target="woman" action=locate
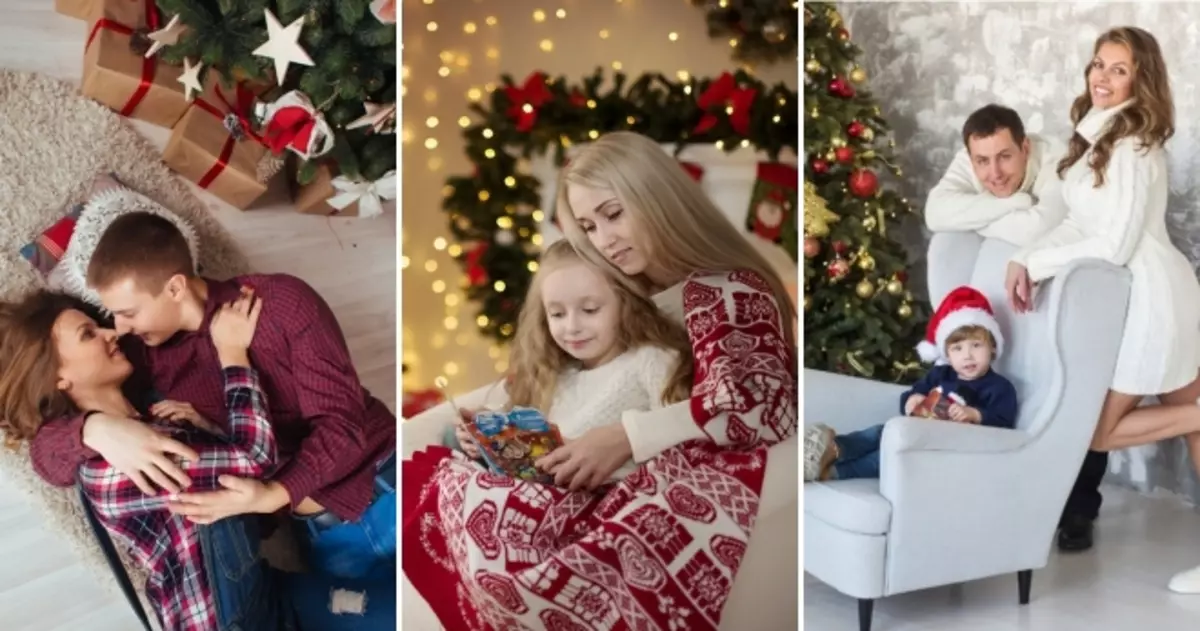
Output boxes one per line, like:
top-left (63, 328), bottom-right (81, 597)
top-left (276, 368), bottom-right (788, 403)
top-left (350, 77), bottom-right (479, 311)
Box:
top-left (0, 289), bottom-right (299, 630)
top-left (1004, 27), bottom-right (1200, 592)
top-left (403, 131), bottom-right (797, 630)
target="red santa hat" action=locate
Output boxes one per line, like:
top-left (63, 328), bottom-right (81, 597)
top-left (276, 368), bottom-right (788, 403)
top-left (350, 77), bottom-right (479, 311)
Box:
top-left (916, 286), bottom-right (1005, 364)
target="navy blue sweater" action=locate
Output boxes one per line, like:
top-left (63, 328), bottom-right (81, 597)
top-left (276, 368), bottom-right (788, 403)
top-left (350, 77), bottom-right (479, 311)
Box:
top-left (899, 365), bottom-right (1019, 429)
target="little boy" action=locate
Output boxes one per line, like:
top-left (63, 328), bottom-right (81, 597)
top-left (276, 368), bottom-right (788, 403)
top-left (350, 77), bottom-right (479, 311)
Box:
top-left (804, 286), bottom-right (1020, 481)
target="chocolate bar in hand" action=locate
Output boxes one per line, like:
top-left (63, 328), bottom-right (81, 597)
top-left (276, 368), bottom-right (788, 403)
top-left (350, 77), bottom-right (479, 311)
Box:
top-left (467, 407), bottom-right (564, 484)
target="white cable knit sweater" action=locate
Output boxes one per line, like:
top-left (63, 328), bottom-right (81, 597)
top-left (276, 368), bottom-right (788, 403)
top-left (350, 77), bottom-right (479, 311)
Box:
top-left (547, 345), bottom-right (680, 480)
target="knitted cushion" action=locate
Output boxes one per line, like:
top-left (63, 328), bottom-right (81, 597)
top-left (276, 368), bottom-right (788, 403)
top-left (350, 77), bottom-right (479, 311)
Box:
top-left (19, 172), bottom-right (124, 277)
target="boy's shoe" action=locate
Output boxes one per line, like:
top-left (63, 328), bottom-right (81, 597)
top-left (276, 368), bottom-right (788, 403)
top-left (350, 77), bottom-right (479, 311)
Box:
top-left (803, 424), bottom-right (834, 482)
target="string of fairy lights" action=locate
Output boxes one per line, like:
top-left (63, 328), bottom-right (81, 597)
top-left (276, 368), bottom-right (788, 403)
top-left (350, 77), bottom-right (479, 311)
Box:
top-left (401, 0), bottom-right (778, 391)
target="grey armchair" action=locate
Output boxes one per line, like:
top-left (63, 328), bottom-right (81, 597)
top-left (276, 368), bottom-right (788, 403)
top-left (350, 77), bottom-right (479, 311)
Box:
top-left (803, 233), bottom-right (1132, 630)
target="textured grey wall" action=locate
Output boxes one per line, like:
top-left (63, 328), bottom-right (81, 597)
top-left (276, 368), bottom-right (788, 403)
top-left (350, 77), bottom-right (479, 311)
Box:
top-left (839, 1), bottom-right (1200, 502)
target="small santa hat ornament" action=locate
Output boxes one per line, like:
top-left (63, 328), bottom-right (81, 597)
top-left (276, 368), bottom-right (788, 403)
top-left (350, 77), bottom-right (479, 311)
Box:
top-left (916, 285), bottom-right (1005, 364)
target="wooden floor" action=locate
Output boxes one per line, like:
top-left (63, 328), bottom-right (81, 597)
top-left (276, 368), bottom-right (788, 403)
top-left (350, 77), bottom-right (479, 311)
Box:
top-left (0, 4), bottom-right (396, 628)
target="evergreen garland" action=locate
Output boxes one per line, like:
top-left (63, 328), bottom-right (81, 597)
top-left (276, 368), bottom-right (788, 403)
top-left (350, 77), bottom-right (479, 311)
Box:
top-left (690, 0), bottom-right (799, 66)
top-left (443, 68), bottom-right (798, 344)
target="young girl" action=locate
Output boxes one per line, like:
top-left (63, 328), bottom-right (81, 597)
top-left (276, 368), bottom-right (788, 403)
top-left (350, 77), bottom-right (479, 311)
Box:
top-left (451, 239), bottom-right (693, 486)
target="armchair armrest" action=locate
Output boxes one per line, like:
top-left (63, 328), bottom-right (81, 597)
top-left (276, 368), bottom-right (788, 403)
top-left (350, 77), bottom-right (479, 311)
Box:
top-left (881, 417), bottom-right (1031, 455)
top-left (401, 379), bottom-right (508, 458)
top-left (804, 369), bottom-right (907, 434)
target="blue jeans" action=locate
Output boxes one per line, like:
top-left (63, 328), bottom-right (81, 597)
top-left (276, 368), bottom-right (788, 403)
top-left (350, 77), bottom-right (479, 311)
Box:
top-left (293, 453), bottom-right (396, 580)
top-left (832, 424), bottom-right (885, 480)
top-left (198, 515), bottom-right (298, 631)
top-left (202, 514), bottom-right (396, 631)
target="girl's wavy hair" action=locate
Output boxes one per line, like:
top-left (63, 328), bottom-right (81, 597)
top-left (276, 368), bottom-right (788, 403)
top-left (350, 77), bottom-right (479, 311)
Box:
top-left (1058, 26), bottom-right (1174, 187)
top-left (506, 240), bottom-right (693, 413)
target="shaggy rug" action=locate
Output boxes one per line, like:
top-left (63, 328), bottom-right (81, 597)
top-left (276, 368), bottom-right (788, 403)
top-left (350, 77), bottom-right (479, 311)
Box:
top-left (0, 70), bottom-right (249, 624)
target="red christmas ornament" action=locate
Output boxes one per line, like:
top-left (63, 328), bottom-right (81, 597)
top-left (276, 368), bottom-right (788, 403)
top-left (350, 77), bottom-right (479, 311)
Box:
top-left (849, 169), bottom-right (879, 198)
top-left (835, 146), bottom-right (854, 163)
top-left (811, 157), bottom-right (830, 175)
top-left (803, 237), bottom-right (821, 258)
top-left (828, 77), bottom-right (848, 97)
top-left (835, 27), bottom-right (850, 42)
top-left (840, 82), bottom-right (856, 99)
top-left (832, 240), bottom-right (848, 255)
top-left (847, 121), bottom-right (865, 137)
top-left (827, 258), bottom-right (850, 280)
top-left (896, 270), bottom-right (908, 283)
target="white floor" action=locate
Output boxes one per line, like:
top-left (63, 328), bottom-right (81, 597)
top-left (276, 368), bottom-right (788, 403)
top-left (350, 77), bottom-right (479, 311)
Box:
top-left (0, 3), bottom-right (396, 628)
top-left (805, 484), bottom-right (1200, 630)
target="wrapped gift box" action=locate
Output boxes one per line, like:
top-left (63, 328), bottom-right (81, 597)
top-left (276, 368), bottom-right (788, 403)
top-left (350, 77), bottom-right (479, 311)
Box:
top-left (81, 0), bottom-right (189, 128)
top-left (293, 164), bottom-right (363, 217)
top-left (163, 81), bottom-right (277, 209)
top-left (56, 0), bottom-right (94, 19)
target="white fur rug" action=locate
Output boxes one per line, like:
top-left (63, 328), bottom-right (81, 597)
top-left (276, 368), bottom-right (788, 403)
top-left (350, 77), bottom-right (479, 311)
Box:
top-left (0, 70), bottom-right (249, 620)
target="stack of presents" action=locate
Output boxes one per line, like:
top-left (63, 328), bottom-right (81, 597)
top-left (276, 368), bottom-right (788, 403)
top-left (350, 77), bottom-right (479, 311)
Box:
top-left (54, 0), bottom-right (386, 217)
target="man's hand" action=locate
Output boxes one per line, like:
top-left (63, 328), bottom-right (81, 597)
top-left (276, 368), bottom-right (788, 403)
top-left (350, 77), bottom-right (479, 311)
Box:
top-left (1006, 261), bottom-right (1034, 313)
top-left (948, 404), bottom-right (982, 424)
top-left (904, 394), bottom-right (926, 416)
top-left (150, 400), bottom-right (225, 436)
top-left (82, 413), bottom-right (200, 495)
top-left (167, 477), bottom-right (290, 524)
top-left (535, 423), bottom-right (632, 492)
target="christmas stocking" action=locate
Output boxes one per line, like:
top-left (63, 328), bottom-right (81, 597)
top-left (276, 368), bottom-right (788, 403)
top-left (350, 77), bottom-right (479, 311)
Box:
top-left (746, 162), bottom-right (798, 244)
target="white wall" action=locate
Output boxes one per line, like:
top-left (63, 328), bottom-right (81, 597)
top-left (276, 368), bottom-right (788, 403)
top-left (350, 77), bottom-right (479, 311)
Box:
top-left (401, 0), bottom-right (797, 394)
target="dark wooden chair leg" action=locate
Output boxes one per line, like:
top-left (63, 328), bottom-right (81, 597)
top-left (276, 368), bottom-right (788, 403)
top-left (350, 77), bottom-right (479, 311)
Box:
top-left (1018, 569), bottom-right (1032, 605)
top-left (858, 598), bottom-right (874, 631)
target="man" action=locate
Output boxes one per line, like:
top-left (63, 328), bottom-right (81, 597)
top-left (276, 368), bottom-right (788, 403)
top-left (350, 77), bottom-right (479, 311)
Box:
top-left (924, 104), bottom-right (1104, 553)
top-left (30, 212), bottom-right (395, 575)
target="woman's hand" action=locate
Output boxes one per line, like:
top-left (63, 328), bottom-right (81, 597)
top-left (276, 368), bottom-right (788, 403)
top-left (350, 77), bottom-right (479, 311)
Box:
top-left (1005, 261), bottom-right (1034, 313)
top-left (150, 400), bottom-right (225, 436)
top-left (535, 423), bottom-right (632, 492)
top-left (210, 288), bottom-right (262, 366)
top-left (81, 413), bottom-right (200, 495)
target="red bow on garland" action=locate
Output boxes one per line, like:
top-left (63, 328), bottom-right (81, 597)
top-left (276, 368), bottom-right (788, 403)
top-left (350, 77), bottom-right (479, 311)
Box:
top-left (693, 72), bottom-right (758, 136)
top-left (465, 242), bottom-right (489, 285)
top-left (505, 72), bottom-right (553, 132)
top-left (85, 0), bottom-right (160, 117)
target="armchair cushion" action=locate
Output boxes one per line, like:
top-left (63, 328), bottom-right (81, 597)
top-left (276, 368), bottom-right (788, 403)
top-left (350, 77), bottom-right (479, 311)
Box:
top-left (805, 479), bottom-right (891, 535)
top-left (881, 416), bottom-right (1031, 454)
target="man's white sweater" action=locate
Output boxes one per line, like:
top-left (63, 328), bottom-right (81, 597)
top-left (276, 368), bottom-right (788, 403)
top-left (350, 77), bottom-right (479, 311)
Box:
top-left (924, 134), bottom-right (1068, 247)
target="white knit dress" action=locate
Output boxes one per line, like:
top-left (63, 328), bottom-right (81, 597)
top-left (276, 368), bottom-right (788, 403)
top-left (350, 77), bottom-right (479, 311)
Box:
top-left (546, 345), bottom-right (680, 480)
top-left (1012, 99), bottom-right (1200, 395)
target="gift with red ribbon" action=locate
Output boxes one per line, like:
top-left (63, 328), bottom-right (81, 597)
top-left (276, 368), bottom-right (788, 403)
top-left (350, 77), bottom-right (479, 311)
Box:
top-left (693, 71), bottom-right (758, 136)
top-left (80, 0), bottom-right (189, 128)
top-left (163, 79), bottom-right (275, 209)
top-left (504, 72), bottom-right (553, 133)
top-left (55, 0), bottom-right (94, 19)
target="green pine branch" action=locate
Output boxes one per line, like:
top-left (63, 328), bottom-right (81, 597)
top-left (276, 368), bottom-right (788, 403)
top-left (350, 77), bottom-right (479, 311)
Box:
top-left (689, 0), bottom-right (799, 66)
top-left (444, 68), bottom-right (799, 344)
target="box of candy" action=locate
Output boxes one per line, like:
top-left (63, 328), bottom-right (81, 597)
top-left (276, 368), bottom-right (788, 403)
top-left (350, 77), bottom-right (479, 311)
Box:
top-left (466, 407), bottom-right (564, 484)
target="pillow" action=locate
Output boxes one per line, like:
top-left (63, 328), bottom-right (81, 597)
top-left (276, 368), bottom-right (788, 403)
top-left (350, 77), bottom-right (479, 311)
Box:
top-left (60, 185), bottom-right (200, 309)
top-left (21, 173), bottom-right (125, 277)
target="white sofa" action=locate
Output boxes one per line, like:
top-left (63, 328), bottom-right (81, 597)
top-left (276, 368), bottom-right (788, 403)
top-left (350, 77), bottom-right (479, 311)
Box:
top-left (401, 382), bottom-right (800, 630)
top-left (804, 233), bottom-right (1132, 630)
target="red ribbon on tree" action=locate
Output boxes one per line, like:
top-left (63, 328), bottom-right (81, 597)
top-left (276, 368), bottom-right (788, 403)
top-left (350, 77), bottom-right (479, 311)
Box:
top-left (693, 72), bottom-right (758, 136)
top-left (465, 242), bottom-right (489, 285)
top-left (85, 0), bottom-right (161, 117)
top-left (505, 72), bottom-right (553, 132)
top-left (189, 84), bottom-right (265, 189)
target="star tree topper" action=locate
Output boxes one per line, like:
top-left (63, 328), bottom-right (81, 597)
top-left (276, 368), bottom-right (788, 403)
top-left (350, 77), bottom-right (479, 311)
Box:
top-left (252, 9), bottom-right (314, 84)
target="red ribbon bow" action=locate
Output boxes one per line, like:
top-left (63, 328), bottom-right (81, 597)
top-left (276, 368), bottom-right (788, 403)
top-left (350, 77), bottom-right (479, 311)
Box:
top-left (190, 84), bottom-right (264, 189)
top-left (263, 106), bottom-right (320, 156)
top-left (85, 0), bottom-right (161, 117)
top-left (505, 72), bottom-right (553, 133)
top-left (693, 72), bottom-right (758, 136)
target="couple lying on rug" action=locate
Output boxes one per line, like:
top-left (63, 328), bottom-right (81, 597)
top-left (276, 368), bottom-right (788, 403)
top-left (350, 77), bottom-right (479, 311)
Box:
top-left (402, 131), bottom-right (799, 631)
top-left (0, 212), bottom-right (396, 630)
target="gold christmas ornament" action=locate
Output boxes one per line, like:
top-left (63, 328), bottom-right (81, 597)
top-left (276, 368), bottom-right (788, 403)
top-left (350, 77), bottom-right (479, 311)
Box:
top-left (887, 279), bottom-right (904, 295)
top-left (855, 279), bottom-right (874, 298)
top-left (810, 107), bottom-right (820, 119)
top-left (804, 181), bottom-right (840, 237)
top-left (805, 59), bottom-right (822, 74)
top-left (856, 250), bottom-right (876, 271)
top-left (860, 127), bottom-right (874, 141)
top-left (861, 149), bottom-right (876, 160)
top-left (824, 150), bottom-right (836, 162)
top-left (862, 215), bottom-right (877, 231)
top-left (762, 18), bottom-right (788, 44)
top-left (850, 66), bottom-right (867, 83)
top-left (804, 295), bottom-right (811, 311)
top-left (898, 303), bottom-right (913, 318)
top-left (830, 136), bottom-right (846, 148)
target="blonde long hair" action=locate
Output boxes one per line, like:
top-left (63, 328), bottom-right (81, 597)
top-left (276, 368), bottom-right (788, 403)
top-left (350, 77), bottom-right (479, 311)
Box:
top-left (1057, 26), bottom-right (1174, 187)
top-left (555, 131), bottom-right (797, 348)
top-left (507, 240), bottom-right (693, 412)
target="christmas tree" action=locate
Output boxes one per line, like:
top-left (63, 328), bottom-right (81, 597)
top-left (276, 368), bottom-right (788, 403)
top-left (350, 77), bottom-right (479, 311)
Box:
top-left (154, 0), bottom-right (397, 186)
top-left (803, 3), bottom-right (928, 383)
top-left (689, 0), bottom-right (799, 66)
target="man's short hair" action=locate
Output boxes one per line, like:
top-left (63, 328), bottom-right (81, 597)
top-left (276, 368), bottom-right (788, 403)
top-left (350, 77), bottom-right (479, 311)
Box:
top-left (86, 212), bottom-right (194, 294)
top-left (961, 104), bottom-right (1027, 149)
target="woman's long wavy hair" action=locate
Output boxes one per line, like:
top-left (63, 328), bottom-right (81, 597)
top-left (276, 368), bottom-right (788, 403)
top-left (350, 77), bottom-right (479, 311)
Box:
top-left (0, 291), bottom-right (90, 449)
top-left (506, 240), bottom-right (694, 413)
top-left (554, 131), bottom-right (797, 349)
top-left (1058, 26), bottom-right (1174, 187)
